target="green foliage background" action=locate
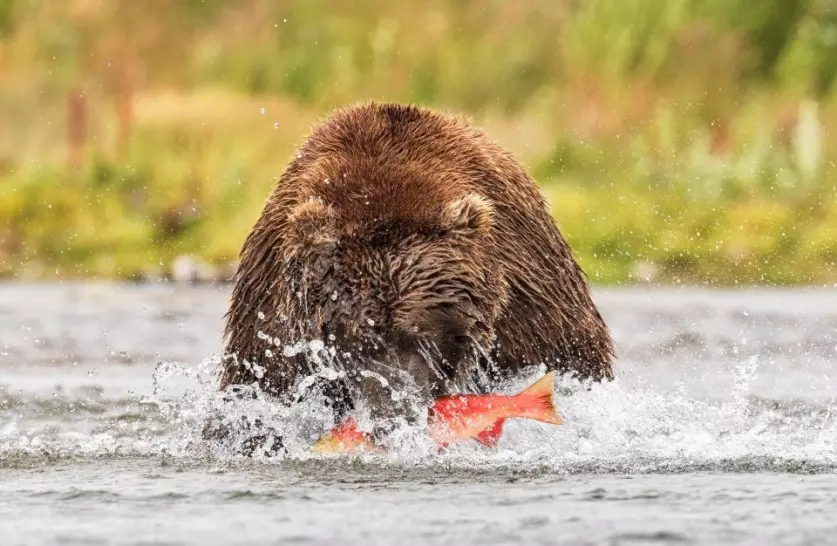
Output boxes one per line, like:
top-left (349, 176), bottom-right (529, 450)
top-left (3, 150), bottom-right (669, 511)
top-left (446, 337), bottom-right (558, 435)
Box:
top-left (1, 0), bottom-right (836, 284)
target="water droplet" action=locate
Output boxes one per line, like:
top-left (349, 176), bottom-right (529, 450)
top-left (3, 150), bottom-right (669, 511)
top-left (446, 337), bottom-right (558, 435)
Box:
top-left (259, 107), bottom-right (266, 115)
top-left (257, 311), bottom-right (266, 320)
top-left (366, 318), bottom-right (375, 327)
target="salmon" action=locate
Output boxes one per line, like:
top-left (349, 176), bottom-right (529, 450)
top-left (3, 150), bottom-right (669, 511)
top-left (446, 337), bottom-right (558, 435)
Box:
top-left (312, 371), bottom-right (561, 453)
top-left (429, 371), bottom-right (561, 446)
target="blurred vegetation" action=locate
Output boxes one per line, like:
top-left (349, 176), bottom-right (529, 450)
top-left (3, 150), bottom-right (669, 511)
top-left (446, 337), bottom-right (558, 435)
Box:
top-left (1, 0), bottom-right (836, 285)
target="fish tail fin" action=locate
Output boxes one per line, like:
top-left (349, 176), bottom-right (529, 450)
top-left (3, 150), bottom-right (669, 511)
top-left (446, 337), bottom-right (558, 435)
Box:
top-left (474, 418), bottom-right (505, 448)
top-left (518, 371), bottom-right (563, 425)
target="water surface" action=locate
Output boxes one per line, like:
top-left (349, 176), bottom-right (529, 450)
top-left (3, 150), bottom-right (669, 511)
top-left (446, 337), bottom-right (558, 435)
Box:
top-left (1, 283), bottom-right (836, 545)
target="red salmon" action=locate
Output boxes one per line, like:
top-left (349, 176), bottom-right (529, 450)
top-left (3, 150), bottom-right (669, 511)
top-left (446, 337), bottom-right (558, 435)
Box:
top-left (312, 372), bottom-right (561, 453)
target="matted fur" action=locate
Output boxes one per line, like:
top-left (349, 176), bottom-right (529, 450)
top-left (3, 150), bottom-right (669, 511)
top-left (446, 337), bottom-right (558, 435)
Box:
top-left (221, 102), bottom-right (614, 415)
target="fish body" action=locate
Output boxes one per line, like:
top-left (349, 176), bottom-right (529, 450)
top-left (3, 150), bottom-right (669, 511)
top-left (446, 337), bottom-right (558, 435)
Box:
top-left (312, 371), bottom-right (561, 453)
top-left (429, 371), bottom-right (560, 445)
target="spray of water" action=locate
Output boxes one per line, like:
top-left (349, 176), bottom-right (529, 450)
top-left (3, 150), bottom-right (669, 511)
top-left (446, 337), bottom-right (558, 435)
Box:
top-left (112, 340), bottom-right (834, 474)
top-left (2, 320), bottom-right (835, 473)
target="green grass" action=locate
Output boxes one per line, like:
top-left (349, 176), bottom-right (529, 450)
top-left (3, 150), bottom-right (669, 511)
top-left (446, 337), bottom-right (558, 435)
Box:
top-left (1, 0), bottom-right (836, 285)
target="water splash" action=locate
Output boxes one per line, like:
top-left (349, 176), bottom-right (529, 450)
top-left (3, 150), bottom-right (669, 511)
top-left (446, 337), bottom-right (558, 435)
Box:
top-left (2, 362), bottom-right (834, 473)
top-left (7, 346), bottom-right (831, 474)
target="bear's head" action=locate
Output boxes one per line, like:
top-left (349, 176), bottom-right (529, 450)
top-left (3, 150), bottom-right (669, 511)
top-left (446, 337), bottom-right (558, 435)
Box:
top-left (281, 190), bottom-right (506, 420)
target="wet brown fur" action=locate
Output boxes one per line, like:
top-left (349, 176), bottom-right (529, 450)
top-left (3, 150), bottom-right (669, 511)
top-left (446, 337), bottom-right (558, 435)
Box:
top-left (220, 102), bottom-right (614, 413)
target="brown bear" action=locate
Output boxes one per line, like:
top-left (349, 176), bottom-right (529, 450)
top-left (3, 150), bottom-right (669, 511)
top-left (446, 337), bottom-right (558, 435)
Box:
top-left (218, 102), bottom-right (614, 442)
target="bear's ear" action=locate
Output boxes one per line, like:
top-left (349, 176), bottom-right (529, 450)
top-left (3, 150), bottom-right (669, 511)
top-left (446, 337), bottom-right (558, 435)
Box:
top-left (285, 199), bottom-right (337, 259)
top-left (443, 193), bottom-right (493, 236)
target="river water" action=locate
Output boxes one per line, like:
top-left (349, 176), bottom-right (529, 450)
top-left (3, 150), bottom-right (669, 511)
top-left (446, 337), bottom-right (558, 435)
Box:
top-left (1, 283), bottom-right (836, 545)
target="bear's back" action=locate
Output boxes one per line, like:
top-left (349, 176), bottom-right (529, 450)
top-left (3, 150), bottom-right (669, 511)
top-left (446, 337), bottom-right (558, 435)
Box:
top-left (277, 102), bottom-right (550, 235)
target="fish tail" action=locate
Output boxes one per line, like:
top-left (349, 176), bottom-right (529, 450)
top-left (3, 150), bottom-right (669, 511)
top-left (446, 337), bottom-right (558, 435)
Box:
top-left (474, 418), bottom-right (505, 447)
top-left (517, 371), bottom-right (562, 425)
